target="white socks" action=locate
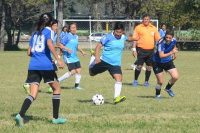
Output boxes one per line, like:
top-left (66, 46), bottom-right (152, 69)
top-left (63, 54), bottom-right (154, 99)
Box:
top-left (114, 82), bottom-right (122, 98)
top-left (75, 74), bottom-right (81, 84)
top-left (89, 55), bottom-right (96, 68)
top-left (58, 72), bottom-right (72, 82)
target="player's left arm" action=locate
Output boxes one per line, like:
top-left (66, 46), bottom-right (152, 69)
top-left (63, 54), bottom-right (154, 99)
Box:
top-left (78, 45), bottom-right (86, 56)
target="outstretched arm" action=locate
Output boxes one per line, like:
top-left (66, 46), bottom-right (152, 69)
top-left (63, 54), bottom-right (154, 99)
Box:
top-left (95, 43), bottom-right (103, 64)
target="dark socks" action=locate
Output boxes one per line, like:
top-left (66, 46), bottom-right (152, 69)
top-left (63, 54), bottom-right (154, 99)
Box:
top-left (134, 69), bottom-right (141, 80)
top-left (145, 70), bottom-right (151, 82)
top-left (52, 94), bottom-right (60, 119)
top-left (75, 83), bottom-right (79, 88)
top-left (165, 82), bottom-right (174, 90)
top-left (19, 95), bottom-right (34, 117)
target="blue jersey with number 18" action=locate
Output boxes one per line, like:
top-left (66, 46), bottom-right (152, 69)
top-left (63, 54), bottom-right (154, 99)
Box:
top-left (28, 27), bottom-right (54, 70)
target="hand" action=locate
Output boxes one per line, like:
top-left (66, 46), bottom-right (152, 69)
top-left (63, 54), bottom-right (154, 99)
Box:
top-left (132, 51), bottom-right (137, 58)
top-left (172, 47), bottom-right (178, 54)
top-left (81, 51), bottom-right (87, 56)
top-left (172, 53), bottom-right (177, 60)
top-left (57, 59), bottom-right (64, 69)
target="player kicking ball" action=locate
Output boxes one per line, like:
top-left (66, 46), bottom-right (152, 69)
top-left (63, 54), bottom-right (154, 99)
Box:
top-left (152, 30), bottom-right (179, 98)
top-left (89, 22), bottom-right (130, 104)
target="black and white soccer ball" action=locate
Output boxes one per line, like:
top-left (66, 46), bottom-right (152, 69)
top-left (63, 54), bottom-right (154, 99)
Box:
top-left (92, 94), bottom-right (104, 105)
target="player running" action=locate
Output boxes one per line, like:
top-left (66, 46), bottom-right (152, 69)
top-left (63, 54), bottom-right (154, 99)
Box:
top-left (58, 22), bottom-right (86, 89)
top-left (153, 30), bottom-right (179, 98)
top-left (15, 13), bottom-right (66, 127)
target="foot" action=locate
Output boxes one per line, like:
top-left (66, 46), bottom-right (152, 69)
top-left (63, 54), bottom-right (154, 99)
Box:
top-left (165, 89), bottom-right (175, 97)
top-left (143, 81), bottom-right (149, 87)
top-left (52, 117), bottom-right (66, 124)
top-left (15, 114), bottom-right (24, 127)
top-left (131, 64), bottom-right (136, 70)
top-left (132, 80), bottom-right (138, 87)
top-left (155, 94), bottom-right (161, 99)
top-left (75, 86), bottom-right (82, 90)
top-left (47, 87), bottom-right (53, 93)
top-left (114, 96), bottom-right (126, 104)
top-left (23, 83), bottom-right (30, 95)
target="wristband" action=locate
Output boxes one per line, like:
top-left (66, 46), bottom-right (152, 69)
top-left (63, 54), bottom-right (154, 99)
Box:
top-left (131, 48), bottom-right (136, 52)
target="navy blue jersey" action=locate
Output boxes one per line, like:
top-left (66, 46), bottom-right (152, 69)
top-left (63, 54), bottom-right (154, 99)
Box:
top-left (153, 38), bottom-right (176, 63)
top-left (28, 27), bottom-right (54, 70)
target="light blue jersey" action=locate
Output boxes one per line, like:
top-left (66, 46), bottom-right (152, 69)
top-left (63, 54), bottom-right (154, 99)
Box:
top-left (159, 29), bottom-right (166, 38)
top-left (61, 32), bottom-right (79, 63)
top-left (60, 31), bottom-right (68, 42)
top-left (100, 32), bottom-right (127, 66)
top-left (153, 38), bottom-right (176, 63)
top-left (29, 27), bottom-right (54, 70)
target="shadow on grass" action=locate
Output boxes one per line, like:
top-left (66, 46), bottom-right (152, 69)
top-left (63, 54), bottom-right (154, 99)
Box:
top-left (137, 95), bottom-right (170, 99)
top-left (61, 86), bottom-right (74, 90)
top-left (123, 82), bottom-right (144, 87)
top-left (77, 99), bottom-right (113, 105)
top-left (124, 68), bottom-right (134, 71)
top-left (11, 113), bottom-right (50, 124)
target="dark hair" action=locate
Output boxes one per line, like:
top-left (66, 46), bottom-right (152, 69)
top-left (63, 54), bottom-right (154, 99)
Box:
top-left (114, 22), bottom-right (124, 31)
top-left (51, 19), bottom-right (58, 26)
top-left (68, 22), bottom-right (77, 32)
top-left (62, 25), bottom-right (68, 32)
top-left (165, 30), bottom-right (174, 37)
top-left (142, 14), bottom-right (151, 19)
top-left (160, 23), bottom-right (166, 28)
top-left (36, 13), bottom-right (53, 34)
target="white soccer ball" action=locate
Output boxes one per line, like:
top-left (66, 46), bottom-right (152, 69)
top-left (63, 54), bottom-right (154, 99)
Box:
top-left (92, 94), bottom-right (104, 105)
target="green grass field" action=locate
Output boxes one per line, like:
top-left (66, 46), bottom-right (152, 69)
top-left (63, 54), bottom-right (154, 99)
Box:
top-left (0, 51), bottom-right (200, 133)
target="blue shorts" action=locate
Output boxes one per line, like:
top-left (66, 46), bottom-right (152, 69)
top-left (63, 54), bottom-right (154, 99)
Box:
top-left (90, 60), bottom-right (122, 77)
top-left (153, 61), bottom-right (176, 74)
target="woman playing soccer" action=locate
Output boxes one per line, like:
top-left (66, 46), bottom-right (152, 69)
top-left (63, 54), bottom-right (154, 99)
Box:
top-left (89, 22), bottom-right (128, 104)
top-left (153, 30), bottom-right (179, 98)
top-left (58, 22), bottom-right (86, 89)
top-left (15, 13), bottom-right (66, 127)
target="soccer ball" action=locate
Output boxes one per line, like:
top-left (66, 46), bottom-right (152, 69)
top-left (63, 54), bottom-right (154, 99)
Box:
top-left (92, 94), bottom-right (104, 105)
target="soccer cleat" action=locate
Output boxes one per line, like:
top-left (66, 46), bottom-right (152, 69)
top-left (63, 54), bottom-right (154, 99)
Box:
top-left (155, 94), bottom-right (161, 99)
top-left (47, 87), bottom-right (53, 93)
top-left (114, 96), bottom-right (126, 104)
top-left (52, 117), bottom-right (66, 124)
top-left (165, 89), bottom-right (175, 97)
top-left (132, 80), bottom-right (138, 87)
top-left (15, 114), bottom-right (24, 127)
top-left (90, 49), bottom-right (95, 56)
top-left (75, 86), bottom-right (82, 90)
top-left (143, 81), bottom-right (149, 87)
top-left (23, 83), bottom-right (30, 95)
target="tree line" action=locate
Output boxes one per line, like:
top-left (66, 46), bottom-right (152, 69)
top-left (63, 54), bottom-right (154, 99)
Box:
top-left (0, 0), bottom-right (199, 51)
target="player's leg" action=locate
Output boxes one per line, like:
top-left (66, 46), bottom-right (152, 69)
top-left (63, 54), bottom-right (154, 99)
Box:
top-left (165, 65), bottom-right (179, 97)
top-left (109, 66), bottom-right (126, 104)
top-left (133, 58), bottom-right (144, 87)
top-left (89, 60), bottom-right (107, 76)
top-left (16, 70), bottom-right (41, 127)
top-left (74, 67), bottom-right (82, 90)
top-left (58, 63), bottom-right (75, 82)
top-left (46, 71), bottom-right (66, 124)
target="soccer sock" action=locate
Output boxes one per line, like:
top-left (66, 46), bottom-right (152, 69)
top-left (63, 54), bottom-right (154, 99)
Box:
top-left (75, 74), bottom-right (81, 87)
top-left (145, 70), bottom-right (151, 82)
top-left (134, 68), bottom-right (141, 80)
top-left (89, 55), bottom-right (95, 68)
top-left (52, 94), bottom-right (60, 119)
top-left (165, 82), bottom-right (174, 90)
top-left (58, 72), bottom-right (72, 82)
top-left (155, 84), bottom-right (162, 95)
top-left (114, 82), bottom-right (122, 98)
top-left (19, 95), bottom-right (34, 117)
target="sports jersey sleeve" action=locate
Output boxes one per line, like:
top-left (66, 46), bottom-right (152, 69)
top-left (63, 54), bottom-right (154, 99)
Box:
top-left (45, 29), bottom-right (52, 40)
top-left (158, 43), bottom-right (164, 52)
top-left (60, 34), bottom-right (69, 46)
top-left (154, 29), bottom-right (161, 41)
top-left (132, 26), bottom-right (139, 40)
top-left (29, 35), bottom-right (34, 47)
top-left (100, 35), bottom-right (109, 46)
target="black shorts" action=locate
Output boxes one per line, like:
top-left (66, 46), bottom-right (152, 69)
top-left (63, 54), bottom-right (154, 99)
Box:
top-left (25, 70), bottom-right (58, 84)
top-left (90, 60), bottom-right (122, 76)
top-left (67, 61), bottom-right (81, 71)
top-left (135, 47), bottom-right (154, 66)
top-left (153, 61), bottom-right (176, 74)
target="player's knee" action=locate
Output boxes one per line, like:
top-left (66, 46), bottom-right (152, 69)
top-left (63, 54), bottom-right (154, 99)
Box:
top-left (146, 66), bottom-right (152, 71)
top-left (136, 65), bottom-right (142, 71)
top-left (172, 74), bottom-right (179, 81)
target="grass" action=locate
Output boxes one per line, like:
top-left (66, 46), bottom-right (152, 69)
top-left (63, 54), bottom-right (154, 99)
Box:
top-left (0, 51), bottom-right (200, 133)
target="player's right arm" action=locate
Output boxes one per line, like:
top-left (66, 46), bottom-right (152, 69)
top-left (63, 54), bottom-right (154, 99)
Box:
top-left (27, 46), bottom-right (31, 56)
top-left (95, 43), bottom-right (102, 64)
top-left (131, 41), bottom-right (137, 58)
